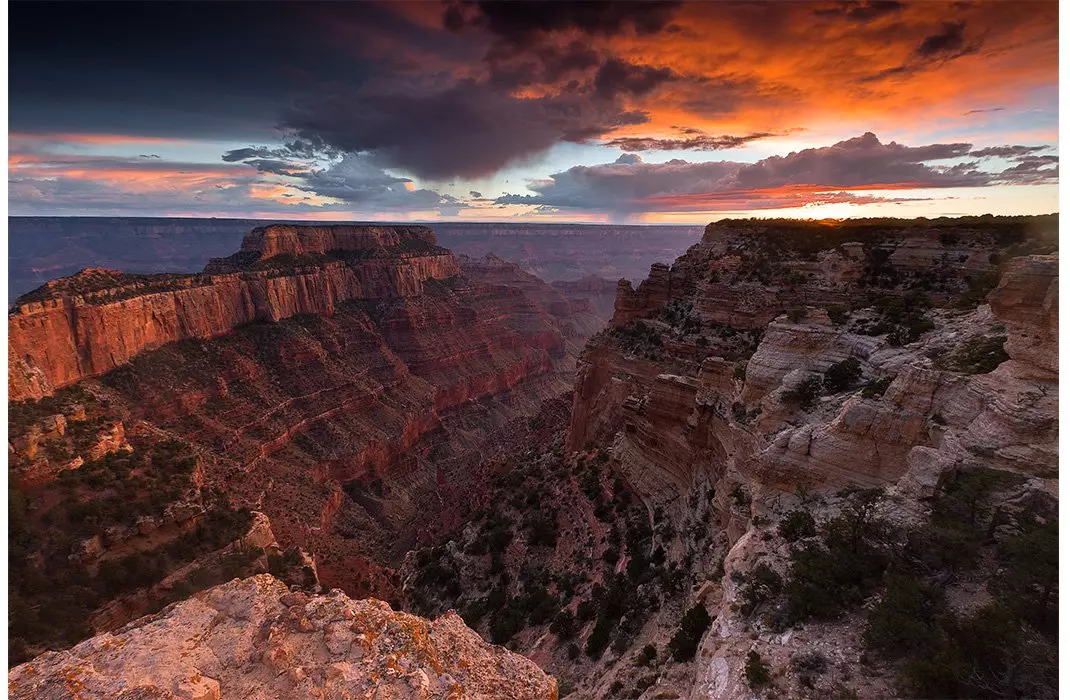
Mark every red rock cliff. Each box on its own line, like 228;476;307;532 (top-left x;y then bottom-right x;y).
239;223;440;260
9;227;461;401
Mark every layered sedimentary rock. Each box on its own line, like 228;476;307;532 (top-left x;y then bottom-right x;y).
10;226;581;614
570;219;1058;507
9;574;557;700
9;226;461;401
240;224;439;260
458;253;612;359
562;218;1058;699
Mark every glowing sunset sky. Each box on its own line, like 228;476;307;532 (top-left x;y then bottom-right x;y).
9;1;1058;222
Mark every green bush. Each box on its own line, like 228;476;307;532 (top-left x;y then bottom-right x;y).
784;490;891;623
778;510;816;542
782;376;822;409
744;650;772;687
861;376;894;398
864;571;943;659
634;643;657;666
941;335;1008;374
668;604;711;661
824;357;862;393
584;616;613;658
738;562;783;616
550;609;576;639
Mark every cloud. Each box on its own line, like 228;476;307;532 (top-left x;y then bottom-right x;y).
813;1;905;23
997;155;1058;183
969;145;1047;158
605;130;779;152
469;190;484;199
283;79;650;180
8;1;1059;205
494;132;1055;213
446;1;682;45
964;107;1005;115
221;148;463;213
593;58;675;99
915;20;969;58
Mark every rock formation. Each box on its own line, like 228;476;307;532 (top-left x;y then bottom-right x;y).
9;574;557;700
559;217;1058;698
9;225;592;658
9;226;461;401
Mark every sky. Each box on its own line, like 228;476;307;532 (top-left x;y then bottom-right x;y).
8;1;1059;223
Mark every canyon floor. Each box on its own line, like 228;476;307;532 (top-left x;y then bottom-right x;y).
8;216;1059;700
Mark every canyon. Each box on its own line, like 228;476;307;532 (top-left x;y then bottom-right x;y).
9;216;1060;700
9;217;700;300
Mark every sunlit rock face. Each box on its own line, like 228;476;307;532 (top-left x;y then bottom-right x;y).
568;219;1058;515
8;574;558;700
9;226;463;402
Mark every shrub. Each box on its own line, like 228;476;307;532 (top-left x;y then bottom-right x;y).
827;305;849;324
729;485;750;509
490;604;526;644
942;335;1008;374
668;604;711;661
737;562;783;616
824;357;862;393
783;490;891;623
861;376;893;399
744;650;772;687
782;376;822;409
584;616;613;658
864;571;943;659
778;510;816;542
634;643;657;666
550;609;577;639
790;650;828;675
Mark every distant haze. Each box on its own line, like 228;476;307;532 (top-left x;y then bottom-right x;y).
8;217;702;300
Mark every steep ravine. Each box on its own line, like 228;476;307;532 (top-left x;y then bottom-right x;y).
10;217;1059;700
7;224;611;679
402;217;1058;700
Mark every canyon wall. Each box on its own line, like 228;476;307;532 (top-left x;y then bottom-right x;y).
9;227;461;401
9;225;586;614
559;218;1058;699
570;218;1058;510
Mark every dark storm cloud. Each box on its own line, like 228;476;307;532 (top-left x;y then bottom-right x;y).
486;40;601;90
915;20;968;58
446;1;682;44
861;18;979;83
606;131;779;152
593;59;676;99
283;79;650;180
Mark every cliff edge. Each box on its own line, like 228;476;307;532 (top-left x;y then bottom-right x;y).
9;574;557;700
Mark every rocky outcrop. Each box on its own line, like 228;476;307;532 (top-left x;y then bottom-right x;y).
9;574;557;700
988;254;1058;376
570;220;1059;515
560;220;1057;700
239;224;439;261
10;228;462;401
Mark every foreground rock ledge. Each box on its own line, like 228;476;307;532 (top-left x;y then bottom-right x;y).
9;574;557;700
